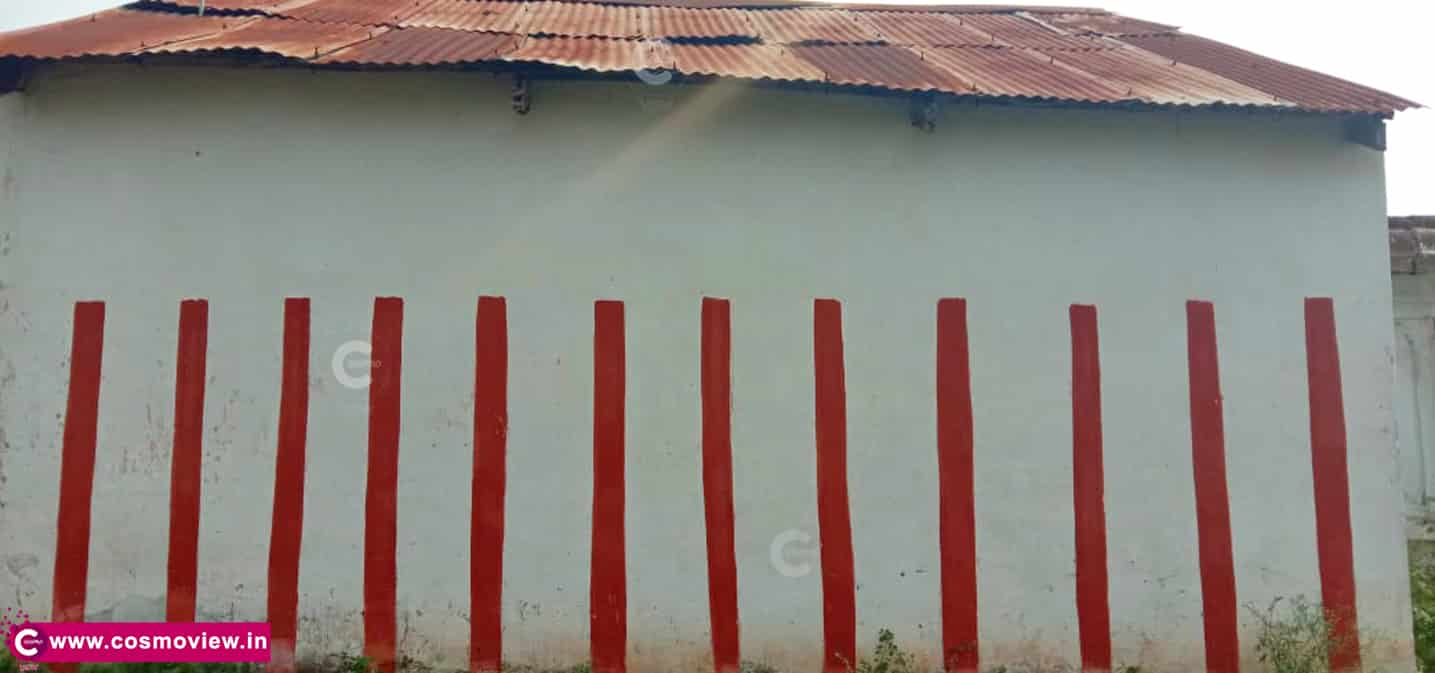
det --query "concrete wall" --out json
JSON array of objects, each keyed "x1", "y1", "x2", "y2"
[
  {"x1": 0, "y1": 63, "x2": 1410, "y2": 673},
  {"x1": 1393, "y1": 272, "x2": 1435, "y2": 539}
]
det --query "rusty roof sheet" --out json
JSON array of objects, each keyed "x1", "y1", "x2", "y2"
[
  {"x1": 504, "y1": 35, "x2": 671, "y2": 72},
  {"x1": 145, "y1": 15, "x2": 376, "y2": 58},
  {"x1": 791, "y1": 43, "x2": 959, "y2": 90},
  {"x1": 747, "y1": 9, "x2": 881, "y2": 44},
  {"x1": 955, "y1": 13, "x2": 1105, "y2": 50},
  {"x1": 282, "y1": 0, "x2": 439, "y2": 26},
  {"x1": 850, "y1": 11, "x2": 994, "y2": 47},
  {"x1": 1123, "y1": 33, "x2": 1418, "y2": 113},
  {"x1": 1042, "y1": 12, "x2": 1174, "y2": 37},
  {"x1": 671, "y1": 42, "x2": 822, "y2": 80},
  {"x1": 917, "y1": 45, "x2": 1127, "y2": 100},
  {"x1": 134, "y1": 0, "x2": 290, "y2": 14},
  {"x1": 1047, "y1": 46, "x2": 1280, "y2": 105},
  {"x1": 645, "y1": 7, "x2": 757, "y2": 39},
  {"x1": 318, "y1": 26, "x2": 517, "y2": 64},
  {"x1": 0, "y1": 8, "x2": 228, "y2": 58},
  {"x1": 402, "y1": 0, "x2": 525, "y2": 33},
  {"x1": 0, "y1": 0, "x2": 1419, "y2": 114},
  {"x1": 513, "y1": 2, "x2": 649, "y2": 39}
]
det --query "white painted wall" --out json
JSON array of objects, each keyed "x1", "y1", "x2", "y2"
[{"x1": 0, "y1": 63, "x2": 1410, "y2": 673}]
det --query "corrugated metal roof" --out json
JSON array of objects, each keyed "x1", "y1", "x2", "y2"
[
  {"x1": 672, "y1": 42, "x2": 824, "y2": 80},
  {"x1": 504, "y1": 35, "x2": 671, "y2": 72},
  {"x1": 147, "y1": 16, "x2": 377, "y2": 58},
  {"x1": 747, "y1": 9, "x2": 881, "y2": 44},
  {"x1": 955, "y1": 13, "x2": 1104, "y2": 50},
  {"x1": 1047, "y1": 46, "x2": 1280, "y2": 105},
  {"x1": 1042, "y1": 12, "x2": 1174, "y2": 37},
  {"x1": 513, "y1": 2, "x2": 648, "y2": 39},
  {"x1": 1123, "y1": 33, "x2": 1416, "y2": 113},
  {"x1": 134, "y1": 0, "x2": 290, "y2": 14},
  {"x1": 646, "y1": 7, "x2": 756, "y2": 40},
  {"x1": 917, "y1": 45, "x2": 1128, "y2": 100},
  {"x1": 790, "y1": 43, "x2": 958, "y2": 90},
  {"x1": 0, "y1": 8, "x2": 229, "y2": 58},
  {"x1": 850, "y1": 11, "x2": 994, "y2": 47},
  {"x1": 0, "y1": 0, "x2": 1419, "y2": 114},
  {"x1": 282, "y1": 0, "x2": 439, "y2": 27},
  {"x1": 402, "y1": 0, "x2": 525, "y2": 33},
  {"x1": 318, "y1": 26, "x2": 517, "y2": 64}
]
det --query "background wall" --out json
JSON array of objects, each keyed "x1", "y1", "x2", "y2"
[{"x1": 0, "y1": 64, "x2": 1408, "y2": 673}]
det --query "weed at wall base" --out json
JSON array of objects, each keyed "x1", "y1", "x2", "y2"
[{"x1": 1412, "y1": 554, "x2": 1435, "y2": 673}]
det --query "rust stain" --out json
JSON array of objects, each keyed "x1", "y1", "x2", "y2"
[
  {"x1": 0, "y1": 9, "x2": 229, "y2": 58},
  {"x1": 401, "y1": 0, "x2": 525, "y2": 33},
  {"x1": 1043, "y1": 12, "x2": 1176, "y2": 37},
  {"x1": 318, "y1": 27, "x2": 517, "y2": 65},
  {"x1": 645, "y1": 7, "x2": 758, "y2": 40},
  {"x1": 747, "y1": 8, "x2": 882, "y2": 44},
  {"x1": 791, "y1": 43, "x2": 962, "y2": 91},
  {"x1": 144, "y1": 16, "x2": 378, "y2": 58},
  {"x1": 917, "y1": 45, "x2": 1130, "y2": 101},
  {"x1": 956, "y1": 13, "x2": 1106, "y2": 50},
  {"x1": 513, "y1": 1, "x2": 649, "y2": 39},
  {"x1": 1123, "y1": 32, "x2": 1419, "y2": 112},
  {"x1": 283, "y1": 0, "x2": 442, "y2": 27},
  {"x1": 504, "y1": 35, "x2": 672, "y2": 73},
  {"x1": 672, "y1": 42, "x2": 823, "y2": 82},
  {"x1": 850, "y1": 11, "x2": 995, "y2": 47}
]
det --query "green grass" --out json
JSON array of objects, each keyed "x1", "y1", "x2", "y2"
[
  {"x1": 1247, "y1": 595, "x2": 1346, "y2": 673},
  {"x1": 0, "y1": 654, "x2": 602, "y2": 673},
  {"x1": 0, "y1": 660, "x2": 261, "y2": 673},
  {"x1": 2, "y1": 662, "x2": 260, "y2": 673},
  {"x1": 1413, "y1": 554, "x2": 1435, "y2": 673},
  {"x1": 498, "y1": 663, "x2": 590, "y2": 673}
]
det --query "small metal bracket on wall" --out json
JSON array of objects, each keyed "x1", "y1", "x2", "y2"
[
  {"x1": 910, "y1": 94, "x2": 938, "y2": 133},
  {"x1": 1344, "y1": 115, "x2": 1387, "y2": 151},
  {"x1": 511, "y1": 74, "x2": 530, "y2": 115}
]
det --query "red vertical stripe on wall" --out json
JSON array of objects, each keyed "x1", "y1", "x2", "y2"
[
  {"x1": 166, "y1": 299, "x2": 209, "y2": 622},
  {"x1": 1069, "y1": 304, "x2": 1111, "y2": 673},
  {"x1": 472, "y1": 296, "x2": 508, "y2": 673},
  {"x1": 366, "y1": 297, "x2": 404, "y2": 673},
  {"x1": 1303, "y1": 298, "x2": 1361, "y2": 673},
  {"x1": 814, "y1": 299, "x2": 856, "y2": 673},
  {"x1": 936, "y1": 298, "x2": 979, "y2": 673},
  {"x1": 701, "y1": 297, "x2": 741, "y2": 673},
  {"x1": 52, "y1": 301, "x2": 106, "y2": 624},
  {"x1": 592, "y1": 300, "x2": 627, "y2": 673},
  {"x1": 268, "y1": 298, "x2": 311, "y2": 673},
  {"x1": 1185, "y1": 301, "x2": 1240, "y2": 673}
]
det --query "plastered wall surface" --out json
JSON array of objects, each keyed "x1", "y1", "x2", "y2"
[{"x1": 0, "y1": 64, "x2": 1410, "y2": 673}]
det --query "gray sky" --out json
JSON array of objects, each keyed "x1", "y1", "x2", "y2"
[{"x1": 4, "y1": 0, "x2": 1431, "y2": 214}]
